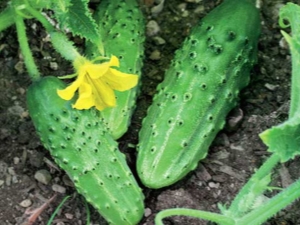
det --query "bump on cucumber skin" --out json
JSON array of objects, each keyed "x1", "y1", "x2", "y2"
[
  {"x1": 86, "y1": 0, "x2": 145, "y2": 139},
  {"x1": 27, "y1": 76, "x2": 144, "y2": 225},
  {"x1": 137, "y1": 0, "x2": 261, "y2": 189}
]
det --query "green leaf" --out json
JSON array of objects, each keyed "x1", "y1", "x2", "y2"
[
  {"x1": 260, "y1": 3, "x2": 300, "y2": 162},
  {"x1": 50, "y1": 0, "x2": 72, "y2": 24},
  {"x1": 28, "y1": 0, "x2": 51, "y2": 9},
  {"x1": 53, "y1": 0, "x2": 100, "y2": 45},
  {"x1": 278, "y1": 3, "x2": 300, "y2": 118},
  {"x1": 259, "y1": 117, "x2": 300, "y2": 162}
]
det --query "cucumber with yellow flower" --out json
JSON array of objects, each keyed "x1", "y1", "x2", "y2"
[
  {"x1": 85, "y1": 0, "x2": 145, "y2": 139},
  {"x1": 4, "y1": 0, "x2": 146, "y2": 224},
  {"x1": 27, "y1": 36, "x2": 145, "y2": 225}
]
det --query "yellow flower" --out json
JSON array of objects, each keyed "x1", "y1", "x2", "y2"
[{"x1": 57, "y1": 55, "x2": 138, "y2": 110}]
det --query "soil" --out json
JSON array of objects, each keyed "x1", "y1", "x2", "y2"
[{"x1": 0, "y1": 0, "x2": 300, "y2": 225}]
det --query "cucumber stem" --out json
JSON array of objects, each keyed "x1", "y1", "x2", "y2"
[
  {"x1": 228, "y1": 154, "x2": 280, "y2": 215},
  {"x1": 14, "y1": 11, "x2": 40, "y2": 81},
  {"x1": 238, "y1": 178, "x2": 300, "y2": 225},
  {"x1": 155, "y1": 208, "x2": 235, "y2": 225},
  {"x1": 23, "y1": 0, "x2": 54, "y2": 32}
]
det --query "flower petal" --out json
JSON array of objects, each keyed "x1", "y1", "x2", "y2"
[
  {"x1": 104, "y1": 68, "x2": 138, "y2": 91},
  {"x1": 57, "y1": 80, "x2": 80, "y2": 100},
  {"x1": 86, "y1": 63, "x2": 110, "y2": 79},
  {"x1": 87, "y1": 76, "x2": 116, "y2": 109},
  {"x1": 57, "y1": 71, "x2": 85, "y2": 100},
  {"x1": 109, "y1": 55, "x2": 120, "y2": 67},
  {"x1": 72, "y1": 82, "x2": 95, "y2": 109}
]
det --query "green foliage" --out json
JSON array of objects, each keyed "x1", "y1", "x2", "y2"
[
  {"x1": 260, "y1": 118, "x2": 300, "y2": 162},
  {"x1": 260, "y1": 3, "x2": 300, "y2": 162}
]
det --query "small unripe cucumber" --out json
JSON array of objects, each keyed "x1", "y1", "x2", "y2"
[
  {"x1": 86, "y1": 0, "x2": 145, "y2": 139},
  {"x1": 137, "y1": 0, "x2": 261, "y2": 189},
  {"x1": 27, "y1": 77, "x2": 144, "y2": 225}
]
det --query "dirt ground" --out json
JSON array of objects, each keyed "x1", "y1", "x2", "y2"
[{"x1": 1, "y1": 0, "x2": 300, "y2": 224}]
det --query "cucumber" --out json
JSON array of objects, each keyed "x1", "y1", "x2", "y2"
[
  {"x1": 137, "y1": 0, "x2": 261, "y2": 189},
  {"x1": 86, "y1": 0, "x2": 145, "y2": 139},
  {"x1": 27, "y1": 76, "x2": 144, "y2": 225}
]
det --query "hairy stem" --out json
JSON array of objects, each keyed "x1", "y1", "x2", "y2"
[
  {"x1": 14, "y1": 11, "x2": 40, "y2": 81},
  {"x1": 228, "y1": 154, "x2": 280, "y2": 215},
  {"x1": 155, "y1": 208, "x2": 235, "y2": 225},
  {"x1": 23, "y1": 0, "x2": 54, "y2": 32},
  {"x1": 238, "y1": 178, "x2": 300, "y2": 225}
]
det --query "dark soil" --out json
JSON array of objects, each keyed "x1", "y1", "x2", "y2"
[{"x1": 1, "y1": 0, "x2": 300, "y2": 225}]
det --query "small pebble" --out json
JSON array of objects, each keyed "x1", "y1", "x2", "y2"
[
  {"x1": 151, "y1": 0, "x2": 165, "y2": 15},
  {"x1": 52, "y1": 184, "x2": 66, "y2": 194},
  {"x1": 152, "y1": 36, "x2": 166, "y2": 45},
  {"x1": 8, "y1": 167, "x2": 16, "y2": 176},
  {"x1": 230, "y1": 144, "x2": 245, "y2": 151},
  {"x1": 208, "y1": 182, "x2": 220, "y2": 189},
  {"x1": 279, "y1": 37, "x2": 289, "y2": 50},
  {"x1": 0, "y1": 161, "x2": 8, "y2": 173},
  {"x1": 50, "y1": 62, "x2": 58, "y2": 70},
  {"x1": 265, "y1": 83, "x2": 278, "y2": 91},
  {"x1": 0, "y1": 180, "x2": 4, "y2": 186},
  {"x1": 195, "y1": 164, "x2": 211, "y2": 182},
  {"x1": 13, "y1": 157, "x2": 20, "y2": 165},
  {"x1": 178, "y1": 3, "x2": 187, "y2": 11},
  {"x1": 34, "y1": 169, "x2": 52, "y2": 185},
  {"x1": 194, "y1": 5, "x2": 205, "y2": 14},
  {"x1": 12, "y1": 175, "x2": 18, "y2": 184},
  {"x1": 56, "y1": 222, "x2": 65, "y2": 225},
  {"x1": 182, "y1": 11, "x2": 189, "y2": 17},
  {"x1": 149, "y1": 50, "x2": 161, "y2": 60},
  {"x1": 144, "y1": 208, "x2": 152, "y2": 217},
  {"x1": 146, "y1": 20, "x2": 160, "y2": 36},
  {"x1": 226, "y1": 108, "x2": 244, "y2": 131},
  {"x1": 65, "y1": 213, "x2": 74, "y2": 220},
  {"x1": 16, "y1": 88, "x2": 26, "y2": 95},
  {"x1": 14, "y1": 61, "x2": 24, "y2": 73},
  {"x1": 19, "y1": 199, "x2": 32, "y2": 208},
  {"x1": 8, "y1": 105, "x2": 25, "y2": 116},
  {"x1": 6, "y1": 174, "x2": 12, "y2": 186}
]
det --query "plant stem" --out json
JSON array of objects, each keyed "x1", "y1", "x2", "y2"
[
  {"x1": 23, "y1": 0, "x2": 80, "y2": 61},
  {"x1": 155, "y1": 208, "x2": 235, "y2": 225},
  {"x1": 84, "y1": 199, "x2": 91, "y2": 225},
  {"x1": 14, "y1": 11, "x2": 40, "y2": 81},
  {"x1": 47, "y1": 195, "x2": 70, "y2": 225},
  {"x1": 0, "y1": 6, "x2": 15, "y2": 33},
  {"x1": 228, "y1": 154, "x2": 280, "y2": 215},
  {"x1": 238, "y1": 178, "x2": 300, "y2": 225},
  {"x1": 23, "y1": 0, "x2": 54, "y2": 32}
]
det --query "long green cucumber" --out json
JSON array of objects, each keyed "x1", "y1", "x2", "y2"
[
  {"x1": 137, "y1": 0, "x2": 261, "y2": 189},
  {"x1": 27, "y1": 76, "x2": 144, "y2": 224},
  {"x1": 86, "y1": 0, "x2": 145, "y2": 139}
]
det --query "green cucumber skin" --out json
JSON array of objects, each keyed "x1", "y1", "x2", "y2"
[
  {"x1": 137, "y1": 0, "x2": 261, "y2": 189},
  {"x1": 27, "y1": 76, "x2": 144, "y2": 225},
  {"x1": 86, "y1": 0, "x2": 145, "y2": 139}
]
